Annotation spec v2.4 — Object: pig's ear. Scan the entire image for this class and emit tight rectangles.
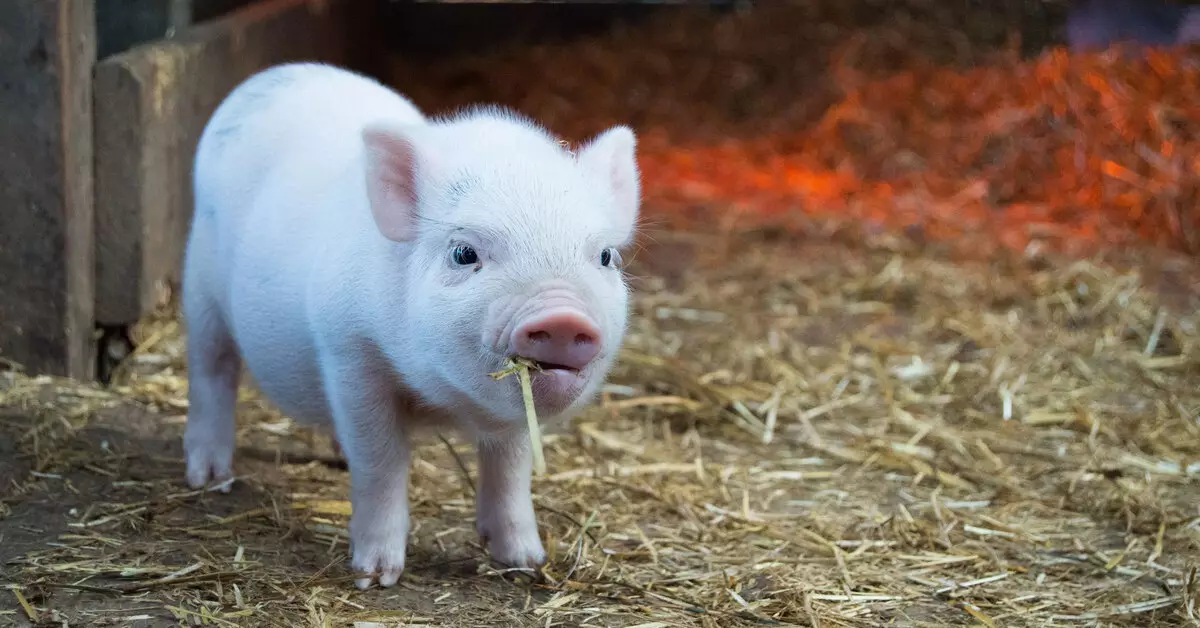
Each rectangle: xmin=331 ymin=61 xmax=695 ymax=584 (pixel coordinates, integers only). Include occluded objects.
xmin=577 ymin=126 xmax=640 ymax=236
xmin=362 ymin=122 xmax=427 ymax=242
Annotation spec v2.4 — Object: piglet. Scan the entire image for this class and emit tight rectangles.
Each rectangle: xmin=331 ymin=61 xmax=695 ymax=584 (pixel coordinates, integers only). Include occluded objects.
xmin=1065 ymin=0 xmax=1200 ymax=51
xmin=181 ymin=62 xmax=639 ymax=589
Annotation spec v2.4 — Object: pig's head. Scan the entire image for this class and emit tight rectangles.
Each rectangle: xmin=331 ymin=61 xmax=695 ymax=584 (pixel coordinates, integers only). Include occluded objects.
xmin=361 ymin=106 xmax=639 ymax=423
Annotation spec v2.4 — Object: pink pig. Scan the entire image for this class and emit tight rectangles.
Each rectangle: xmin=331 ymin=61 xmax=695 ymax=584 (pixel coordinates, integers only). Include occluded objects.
xmin=181 ymin=62 xmax=639 ymax=589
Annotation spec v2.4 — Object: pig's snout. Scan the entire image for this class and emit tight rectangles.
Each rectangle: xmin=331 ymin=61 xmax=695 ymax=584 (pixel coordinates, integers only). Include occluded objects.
xmin=511 ymin=310 xmax=601 ymax=372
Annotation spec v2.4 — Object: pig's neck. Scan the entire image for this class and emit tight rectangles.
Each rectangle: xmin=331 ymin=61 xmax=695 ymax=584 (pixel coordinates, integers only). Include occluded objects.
xmin=356 ymin=234 xmax=416 ymax=347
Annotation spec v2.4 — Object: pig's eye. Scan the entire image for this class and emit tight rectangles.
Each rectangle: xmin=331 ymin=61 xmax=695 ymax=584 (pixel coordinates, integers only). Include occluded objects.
xmin=600 ymin=247 xmax=621 ymax=268
xmin=452 ymin=244 xmax=479 ymax=266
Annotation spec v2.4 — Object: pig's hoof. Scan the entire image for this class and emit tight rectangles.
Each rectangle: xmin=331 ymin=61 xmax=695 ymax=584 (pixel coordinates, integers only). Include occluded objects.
xmin=349 ymin=531 xmax=409 ymax=589
xmin=184 ymin=442 xmax=234 ymax=491
xmin=348 ymin=521 xmax=408 ymax=590
xmin=481 ymin=527 xmax=547 ymax=575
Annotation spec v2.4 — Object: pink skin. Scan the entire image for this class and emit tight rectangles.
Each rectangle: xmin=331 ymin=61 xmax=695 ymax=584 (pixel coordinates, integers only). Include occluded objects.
xmin=512 ymin=310 xmax=602 ymax=370
xmin=510 ymin=309 xmax=602 ymax=413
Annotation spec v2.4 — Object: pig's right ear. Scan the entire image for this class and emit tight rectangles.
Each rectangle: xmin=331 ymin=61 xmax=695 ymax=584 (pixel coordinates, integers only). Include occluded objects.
xmin=362 ymin=122 xmax=425 ymax=242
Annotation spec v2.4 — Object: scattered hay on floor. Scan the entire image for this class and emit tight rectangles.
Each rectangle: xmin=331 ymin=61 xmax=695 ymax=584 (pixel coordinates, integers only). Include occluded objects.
xmin=2 ymin=228 xmax=1199 ymax=627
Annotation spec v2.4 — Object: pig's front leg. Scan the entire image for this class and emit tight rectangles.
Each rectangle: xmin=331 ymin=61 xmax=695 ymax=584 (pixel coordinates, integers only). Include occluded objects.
xmin=475 ymin=429 xmax=547 ymax=571
xmin=321 ymin=357 xmax=412 ymax=590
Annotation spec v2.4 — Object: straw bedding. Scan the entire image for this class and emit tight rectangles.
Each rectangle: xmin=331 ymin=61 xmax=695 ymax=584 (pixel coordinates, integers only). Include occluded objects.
xmin=3 ymin=226 xmax=1199 ymax=626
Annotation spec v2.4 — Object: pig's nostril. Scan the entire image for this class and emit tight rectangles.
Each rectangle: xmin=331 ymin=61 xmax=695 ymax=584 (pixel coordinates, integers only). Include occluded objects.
xmin=574 ymin=333 xmax=595 ymax=345
xmin=528 ymin=330 xmax=551 ymax=343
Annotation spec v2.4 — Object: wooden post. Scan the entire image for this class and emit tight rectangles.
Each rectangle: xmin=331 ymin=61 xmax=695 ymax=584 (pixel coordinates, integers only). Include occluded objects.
xmin=0 ymin=0 xmax=97 ymax=379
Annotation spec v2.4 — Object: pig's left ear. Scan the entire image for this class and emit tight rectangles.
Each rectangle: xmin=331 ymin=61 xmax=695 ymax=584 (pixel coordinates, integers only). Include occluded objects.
xmin=362 ymin=121 xmax=429 ymax=242
xmin=577 ymin=126 xmax=640 ymax=241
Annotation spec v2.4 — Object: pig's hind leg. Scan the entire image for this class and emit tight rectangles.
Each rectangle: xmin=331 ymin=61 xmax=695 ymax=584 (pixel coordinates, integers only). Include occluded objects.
xmin=182 ymin=278 xmax=242 ymax=491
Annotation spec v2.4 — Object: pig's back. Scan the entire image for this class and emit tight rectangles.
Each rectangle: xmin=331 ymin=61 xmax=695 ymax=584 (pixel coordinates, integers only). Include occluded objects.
xmin=193 ymin=62 xmax=423 ymax=235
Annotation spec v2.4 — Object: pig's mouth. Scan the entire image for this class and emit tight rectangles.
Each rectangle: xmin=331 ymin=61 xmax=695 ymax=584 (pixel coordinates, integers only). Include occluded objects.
xmin=531 ymin=360 xmax=581 ymax=375
xmin=499 ymin=354 xmax=593 ymax=414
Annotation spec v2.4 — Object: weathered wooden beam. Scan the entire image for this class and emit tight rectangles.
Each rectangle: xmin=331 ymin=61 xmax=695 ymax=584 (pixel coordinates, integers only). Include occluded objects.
xmin=0 ymin=0 xmax=98 ymax=379
xmin=93 ymin=0 xmax=378 ymax=326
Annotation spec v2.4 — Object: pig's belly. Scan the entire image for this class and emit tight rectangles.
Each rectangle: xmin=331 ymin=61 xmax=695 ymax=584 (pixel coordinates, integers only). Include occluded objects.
xmin=238 ymin=335 xmax=330 ymax=426
xmin=225 ymin=267 xmax=331 ymax=426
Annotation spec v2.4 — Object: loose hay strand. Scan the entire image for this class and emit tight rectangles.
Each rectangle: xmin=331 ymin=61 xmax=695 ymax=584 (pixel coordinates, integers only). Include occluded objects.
xmin=517 ymin=365 xmax=546 ymax=477
xmin=10 ymin=588 xmax=38 ymax=622
xmin=490 ymin=357 xmax=547 ymax=476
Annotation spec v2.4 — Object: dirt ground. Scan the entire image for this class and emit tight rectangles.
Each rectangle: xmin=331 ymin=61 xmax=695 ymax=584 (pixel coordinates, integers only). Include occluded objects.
xmin=2 ymin=223 xmax=1199 ymax=627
